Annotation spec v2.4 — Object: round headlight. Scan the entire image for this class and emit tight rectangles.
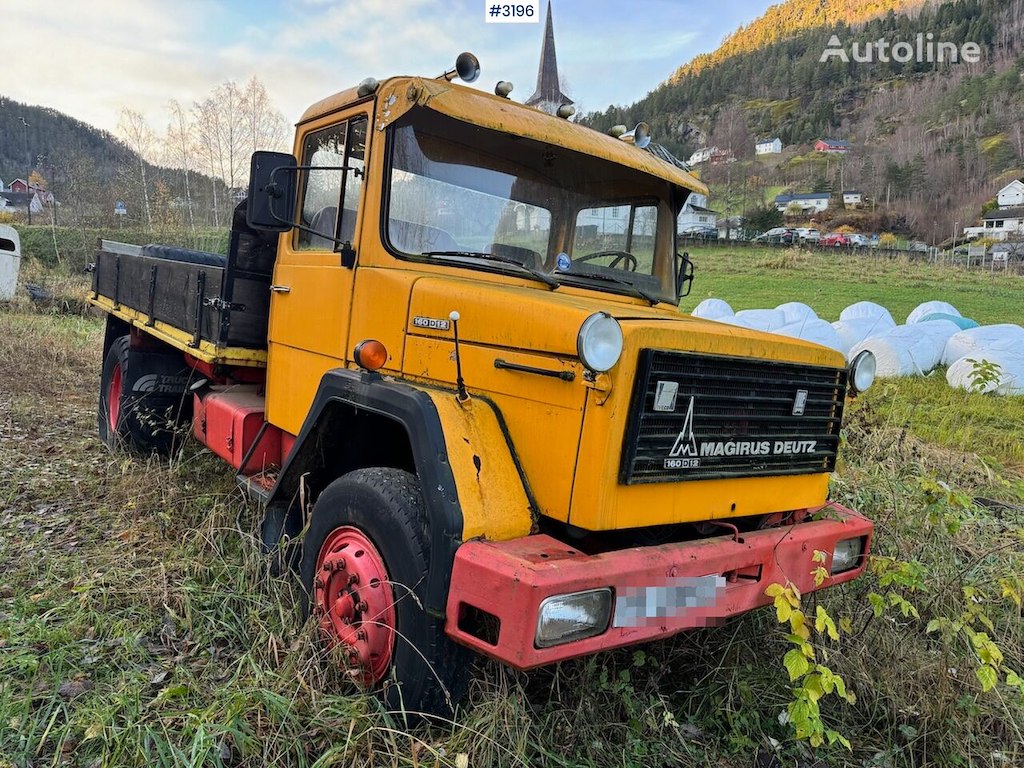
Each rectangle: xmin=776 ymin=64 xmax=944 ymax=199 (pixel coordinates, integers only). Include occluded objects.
xmin=849 ymin=350 xmax=876 ymax=394
xmin=577 ymin=313 xmax=623 ymax=373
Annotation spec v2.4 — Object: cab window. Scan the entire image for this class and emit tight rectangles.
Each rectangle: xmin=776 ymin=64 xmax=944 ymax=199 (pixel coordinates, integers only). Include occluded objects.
xmin=297 ymin=117 xmax=366 ymax=250
xmin=574 ymin=202 xmax=658 ymax=274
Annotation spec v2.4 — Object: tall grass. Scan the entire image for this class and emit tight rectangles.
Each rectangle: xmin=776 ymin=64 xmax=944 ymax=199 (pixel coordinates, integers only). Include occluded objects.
xmin=2 ymin=263 xmax=1022 ymax=766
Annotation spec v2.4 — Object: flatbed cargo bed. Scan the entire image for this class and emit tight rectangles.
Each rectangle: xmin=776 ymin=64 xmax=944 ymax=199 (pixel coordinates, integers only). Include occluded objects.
xmin=88 ymin=208 xmax=277 ymax=368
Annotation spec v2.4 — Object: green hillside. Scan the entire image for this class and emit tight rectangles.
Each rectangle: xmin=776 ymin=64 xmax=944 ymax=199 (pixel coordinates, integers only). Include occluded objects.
xmin=581 ymin=0 xmax=1020 ymax=242
xmin=673 ymin=0 xmax=926 ymax=79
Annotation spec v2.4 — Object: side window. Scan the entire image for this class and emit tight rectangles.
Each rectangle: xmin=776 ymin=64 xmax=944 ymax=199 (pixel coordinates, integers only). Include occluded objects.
xmin=297 ymin=117 xmax=367 ymax=251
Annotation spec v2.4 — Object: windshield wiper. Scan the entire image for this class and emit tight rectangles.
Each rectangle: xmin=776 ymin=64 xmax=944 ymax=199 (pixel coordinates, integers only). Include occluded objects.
xmin=423 ymin=251 xmax=560 ymax=289
xmin=558 ymin=271 xmax=663 ymax=306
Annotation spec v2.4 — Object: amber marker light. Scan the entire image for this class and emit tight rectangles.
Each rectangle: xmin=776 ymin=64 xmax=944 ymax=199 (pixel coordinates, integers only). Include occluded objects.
xmin=354 ymin=340 xmax=388 ymax=371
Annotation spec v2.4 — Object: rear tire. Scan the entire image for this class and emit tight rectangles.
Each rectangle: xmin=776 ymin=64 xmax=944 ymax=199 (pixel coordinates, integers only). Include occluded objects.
xmin=299 ymin=468 xmax=471 ymax=720
xmin=97 ymin=336 xmax=190 ymax=454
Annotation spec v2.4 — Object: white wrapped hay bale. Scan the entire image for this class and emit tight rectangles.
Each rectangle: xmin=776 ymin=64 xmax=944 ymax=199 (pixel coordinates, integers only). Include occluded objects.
xmin=840 ymin=301 xmax=896 ymax=328
xmin=734 ymin=308 xmax=787 ymax=332
xmin=832 ymin=317 xmax=895 ymax=357
xmin=907 ymin=301 xmax=961 ymax=325
xmin=947 ymin=351 xmax=1024 ymax=395
xmin=920 ymin=313 xmax=978 ymax=331
xmin=776 ymin=302 xmax=818 ymax=326
xmin=775 ymin=319 xmax=845 ymax=353
xmin=848 ymin=325 xmax=946 ymax=377
xmin=692 ymin=298 xmax=734 ymax=320
xmin=913 ymin=319 xmax=964 ymax=351
xmin=717 ymin=315 xmax=757 ymax=329
xmin=942 ymin=325 xmax=1024 ymax=367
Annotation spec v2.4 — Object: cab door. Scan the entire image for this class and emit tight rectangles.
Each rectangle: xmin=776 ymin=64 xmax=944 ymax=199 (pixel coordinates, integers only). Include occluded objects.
xmin=265 ymin=113 xmax=368 ymax=435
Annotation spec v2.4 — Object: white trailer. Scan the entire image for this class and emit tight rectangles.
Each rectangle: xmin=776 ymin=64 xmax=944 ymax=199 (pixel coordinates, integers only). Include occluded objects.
xmin=0 ymin=225 xmax=21 ymax=301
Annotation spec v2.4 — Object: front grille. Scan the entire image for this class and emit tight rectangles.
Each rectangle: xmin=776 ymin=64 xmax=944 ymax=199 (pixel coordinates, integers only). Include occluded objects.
xmin=620 ymin=350 xmax=847 ymax=484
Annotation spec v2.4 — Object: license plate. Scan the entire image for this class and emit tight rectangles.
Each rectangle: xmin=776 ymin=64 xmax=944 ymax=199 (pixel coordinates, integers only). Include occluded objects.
xmin=613 ymin=575 xmax=726 ymax=628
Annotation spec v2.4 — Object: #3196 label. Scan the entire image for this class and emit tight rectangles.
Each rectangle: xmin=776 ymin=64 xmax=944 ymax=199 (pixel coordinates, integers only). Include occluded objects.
xmin=485 ymin=1 xmax=540 ymax=22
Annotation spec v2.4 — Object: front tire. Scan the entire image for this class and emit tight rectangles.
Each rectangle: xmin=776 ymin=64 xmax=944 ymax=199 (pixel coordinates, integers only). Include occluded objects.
xmin=299 ymin=468 xmax=471 ymax=719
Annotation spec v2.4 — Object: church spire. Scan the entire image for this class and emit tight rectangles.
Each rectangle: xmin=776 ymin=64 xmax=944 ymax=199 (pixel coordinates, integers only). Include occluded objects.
xmin=525 ymin=1 xmax=572 ymax=114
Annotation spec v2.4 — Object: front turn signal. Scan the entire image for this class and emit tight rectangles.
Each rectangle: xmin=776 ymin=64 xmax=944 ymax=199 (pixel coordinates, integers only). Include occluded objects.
xmin=354 ymin=340 xmax=388 ymax=371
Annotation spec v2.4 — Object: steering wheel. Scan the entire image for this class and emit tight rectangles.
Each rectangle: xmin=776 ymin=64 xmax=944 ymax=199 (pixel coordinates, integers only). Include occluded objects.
xmin=574 ymin=250 xmax=639 ymax=271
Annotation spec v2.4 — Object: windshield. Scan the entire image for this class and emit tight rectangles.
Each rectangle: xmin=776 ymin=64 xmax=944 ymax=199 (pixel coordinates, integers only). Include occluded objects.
xmin=385 ymin=108 xmax=682 ymax=302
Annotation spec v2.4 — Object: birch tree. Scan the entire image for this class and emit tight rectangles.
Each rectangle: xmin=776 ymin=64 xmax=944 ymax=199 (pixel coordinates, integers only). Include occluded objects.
xmin=241 ymin=75 xmax=288 ymax=157
xmin=118 ymin=108 xmax=155 ymax=229
xmin=164 ymin=99 xmax=196 ymax=232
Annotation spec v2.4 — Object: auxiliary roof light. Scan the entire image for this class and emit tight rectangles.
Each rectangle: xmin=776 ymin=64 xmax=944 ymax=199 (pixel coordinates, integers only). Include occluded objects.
xmin=356 ymin=78 xmax=379 ymax=98
xmin=494 ymin=81 xmax=514 ymax=98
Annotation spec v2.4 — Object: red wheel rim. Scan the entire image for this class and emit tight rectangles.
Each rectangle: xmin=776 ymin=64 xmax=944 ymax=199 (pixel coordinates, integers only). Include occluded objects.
xmin=314 ymin=526 xmax=396 ymax=685
xmin=107 ymin=363 xmax=123 ymax=433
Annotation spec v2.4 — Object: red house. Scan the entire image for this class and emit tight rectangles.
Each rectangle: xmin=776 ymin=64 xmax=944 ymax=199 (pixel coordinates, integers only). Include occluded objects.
xmin=814 ymin=139 xmax=851 ymax=153
xmin=8 ymin=178 xmax=29 ymax=193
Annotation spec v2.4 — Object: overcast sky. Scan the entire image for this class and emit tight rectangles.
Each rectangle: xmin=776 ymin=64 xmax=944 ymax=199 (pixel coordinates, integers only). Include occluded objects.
xmin=3 ymin=0 xmax=765 ymax=137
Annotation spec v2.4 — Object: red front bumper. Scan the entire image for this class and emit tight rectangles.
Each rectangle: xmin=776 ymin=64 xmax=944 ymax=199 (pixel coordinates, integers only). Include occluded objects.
xmin=445 ymin=503 xmax=872 ymax=669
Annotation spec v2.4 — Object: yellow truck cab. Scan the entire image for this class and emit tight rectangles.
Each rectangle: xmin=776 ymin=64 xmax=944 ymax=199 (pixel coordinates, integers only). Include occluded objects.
xmin=89 ymin=55 xmax=875 ymax=716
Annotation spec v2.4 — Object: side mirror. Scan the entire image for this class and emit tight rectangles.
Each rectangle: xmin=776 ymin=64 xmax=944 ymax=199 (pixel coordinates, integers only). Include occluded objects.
xmin=676 ymin=252 xmax=694 ymax=298
xmin=247 ymin=151 xmax=298 ymax=232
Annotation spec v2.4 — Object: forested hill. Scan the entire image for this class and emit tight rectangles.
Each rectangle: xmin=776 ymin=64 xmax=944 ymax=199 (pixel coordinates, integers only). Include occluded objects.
xmin=581 ymin=0 xmax=1023 ymax=242
xmin=672 ymin=0 xmax=926 ymax=79
xmin=584 ymin=0 xmax=1008 ymax=152
xmin=0 ymin=97 xmax=132 ymax=187
xmin=0 ymin=95 xmax=231 ymax=228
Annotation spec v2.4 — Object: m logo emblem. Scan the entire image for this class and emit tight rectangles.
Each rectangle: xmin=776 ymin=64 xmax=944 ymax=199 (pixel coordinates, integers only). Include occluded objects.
xmin=792 ymin=389 xmax=809 ymax=416
xmin=669 ymin=397 xmax=698 ymax=458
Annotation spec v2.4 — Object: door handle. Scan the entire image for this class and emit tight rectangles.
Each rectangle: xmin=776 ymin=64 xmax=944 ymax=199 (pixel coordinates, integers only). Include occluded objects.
xmin=270 ymin=285 xmax=291 ymax=293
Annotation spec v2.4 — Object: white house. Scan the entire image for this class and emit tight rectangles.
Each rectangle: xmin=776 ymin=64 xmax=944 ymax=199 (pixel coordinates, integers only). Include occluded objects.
xmin=775 ymin=192 xmax=831 ymax=214
xmin=677 ymin=192 xmax=719 ymax=231
xmin=0 ymin=177 xmax=5 ymax=192
xmin=687 ymin=146 xmax=735 ymax=166
xmin=963 ymin=208 xmax=1024 ymax=241
xmin=755 ymin=138 xmax=782 ymax=155
xmin=996 ymin=179 xmax=1024 ymax=209
xmin=687 ymin=147 xmax=717 ymax=165
xmin=963 ymin=180 xmax=1024 ymax=240
xmin=843 ymin=190 xmax=864 ymax=208
xmin=578 ymin=205 xmax=630 ymax=237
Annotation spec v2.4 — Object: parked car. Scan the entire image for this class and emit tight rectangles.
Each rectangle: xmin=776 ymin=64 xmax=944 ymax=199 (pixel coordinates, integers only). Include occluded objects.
xmin=821 ymin=232 xmax=851 ymax=247
xmin=679 ymin=224 xmax=719 ymax=240
xmin=908 ymin=240 xmax=930 ymax=253
xmin=795 ymin=228 xmax=820 ymax=243
xmin=754 ymin=227 xmax=796 ymax=244
xmin=847 ymin=234 xmax=869 ymax=247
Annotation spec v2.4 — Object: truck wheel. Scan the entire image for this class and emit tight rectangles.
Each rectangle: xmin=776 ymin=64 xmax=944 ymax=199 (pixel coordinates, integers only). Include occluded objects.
xmin=299 ymin=468 xmax=471 ymax=719
xmin=97 ymin=336 xmax=184 ymax=455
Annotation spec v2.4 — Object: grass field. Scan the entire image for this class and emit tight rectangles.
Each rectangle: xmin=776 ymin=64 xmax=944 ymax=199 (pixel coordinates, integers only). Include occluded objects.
xmin=682 ymin=245 xmax=1024 ymax=326
xmin=2 ymin=254 xmax=1023 ymax=767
